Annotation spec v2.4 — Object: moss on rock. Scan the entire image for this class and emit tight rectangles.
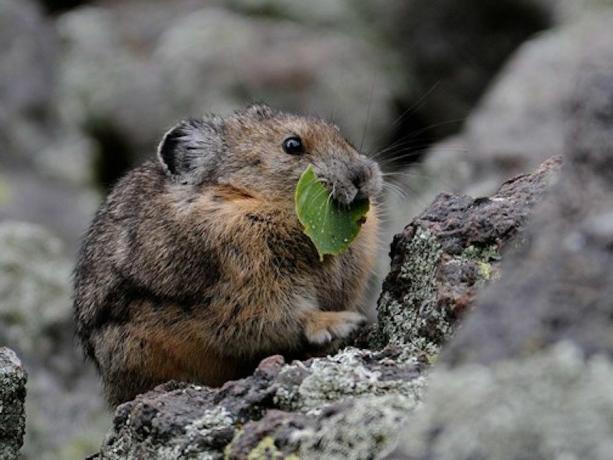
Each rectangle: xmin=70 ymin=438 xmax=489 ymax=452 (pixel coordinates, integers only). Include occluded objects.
xmin=274 ymin=347 xmax=426 ymax=412
xmin=297 ymin=394 xmax=418 ymax=459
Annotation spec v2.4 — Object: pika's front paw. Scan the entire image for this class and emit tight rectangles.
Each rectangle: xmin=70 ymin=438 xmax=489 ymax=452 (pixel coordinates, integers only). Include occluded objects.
xmin=303 ymin=311 xmax=367 ymax=345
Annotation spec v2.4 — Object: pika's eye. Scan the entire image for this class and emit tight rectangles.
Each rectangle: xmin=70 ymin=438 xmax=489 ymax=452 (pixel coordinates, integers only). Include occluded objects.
xmin=282 ymin=136 xmax=305 ymax=155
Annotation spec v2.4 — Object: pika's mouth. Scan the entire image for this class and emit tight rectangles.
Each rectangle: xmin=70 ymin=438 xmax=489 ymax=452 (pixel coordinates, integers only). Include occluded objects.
xmin=316 ymin=159 xmax=382 ymax=206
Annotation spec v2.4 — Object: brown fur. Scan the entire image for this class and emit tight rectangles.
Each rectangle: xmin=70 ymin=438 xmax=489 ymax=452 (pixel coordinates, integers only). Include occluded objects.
xmin=73 ymin=105 xmax=382 ymax=406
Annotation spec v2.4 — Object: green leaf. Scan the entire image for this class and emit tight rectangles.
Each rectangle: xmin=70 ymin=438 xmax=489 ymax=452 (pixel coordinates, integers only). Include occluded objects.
xmin=295 ymin=165 xmax=369 ymax=261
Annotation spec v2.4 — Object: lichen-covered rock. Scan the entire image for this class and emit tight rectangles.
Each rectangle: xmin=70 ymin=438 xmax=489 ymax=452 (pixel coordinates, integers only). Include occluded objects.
xmin=443 ymin=32 xmax=613 ymax=367
xmin=296 ymin=394 xmax=417 ymax=459
xmin=273 ymin=347 xmax=426 ymax=412
xmin=0 ymin=347 xmax=27 ymax=460
xmin=226 ymin=394 xmax=418 ymax=460
xmin=394 ymin=21 xmax=613 ymax=459
xmin=98 ymin=347 xmax=426 ymax=459
xmin=374 ymin=156 xmax=562 ymax=356
xmin=0 ymin=221 xmax=110 ymax=460
xmin=0 ymin=222 xmax=72 ymax=356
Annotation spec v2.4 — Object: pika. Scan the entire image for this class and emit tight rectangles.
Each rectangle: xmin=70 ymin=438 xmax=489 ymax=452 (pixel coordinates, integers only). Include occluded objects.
xmin=73 ymin=104 xmax=382 ymax=406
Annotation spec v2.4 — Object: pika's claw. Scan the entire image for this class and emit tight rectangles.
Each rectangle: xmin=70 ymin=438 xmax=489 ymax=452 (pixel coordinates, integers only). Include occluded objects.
xmin=303 ymin=311 xmax=367 ymax=345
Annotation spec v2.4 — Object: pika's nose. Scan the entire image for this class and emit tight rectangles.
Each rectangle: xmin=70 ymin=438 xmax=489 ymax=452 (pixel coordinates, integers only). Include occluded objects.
xmin=350 ymin=167 xmax=370 ymax=200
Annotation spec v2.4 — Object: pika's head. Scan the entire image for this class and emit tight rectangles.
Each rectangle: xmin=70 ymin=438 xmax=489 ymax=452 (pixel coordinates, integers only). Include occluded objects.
xmin=158 ymin=104 xmax=382 ymax=205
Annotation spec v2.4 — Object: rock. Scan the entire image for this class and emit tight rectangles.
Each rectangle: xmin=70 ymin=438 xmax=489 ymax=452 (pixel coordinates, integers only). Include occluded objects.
xmin=398 ymin=343 xmax=613 ymax=460
xmin=443 ymin=20 xmax=613 ymax=367
xmin=373 ymin=156 xmax=562 ymax=356
xmin=0 ymin=0 xmax=56 ymax=169
xmin=374 ymin=0 xmax=612 ymax=169
xmin=394 ymin=18 xmax=613 ymax=459
xmin=0 ymin=1 xmax=98 ymax=246
xmin=295 ymin=394 xmax=417 ymax=460
xmin=227 ymin=394 xmax=417 ymax=460
xmin=0 ymin=222 xmax=110 ymax=459
xmin=0 ymin=348 xmax=27 ymax=460
xmin=0 ymin=170 xmax=98 ymax=252
xmin=0 ymin=222 xmax=72 ymax=357
xmin=98 ymin=347 xmax=426 ymax=459
xmin=541 ymin=0 xmax=613 ymax=22
xmin=379 ymin=0 xmax=551 ymax=142
xmin=386 ymin=9 xmax=613 ymax=241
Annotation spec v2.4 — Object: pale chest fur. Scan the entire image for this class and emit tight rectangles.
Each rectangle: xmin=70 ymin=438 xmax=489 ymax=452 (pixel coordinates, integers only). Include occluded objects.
xmin=184 ymin=187 xmax=379 ymax=316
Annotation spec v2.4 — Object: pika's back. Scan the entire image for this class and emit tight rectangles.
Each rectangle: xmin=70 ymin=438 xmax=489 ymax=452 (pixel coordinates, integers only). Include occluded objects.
xmin=73 ymin=104 xmax=383 ymax=405
xmin=74 ymin=162 xmax=221 ymax=356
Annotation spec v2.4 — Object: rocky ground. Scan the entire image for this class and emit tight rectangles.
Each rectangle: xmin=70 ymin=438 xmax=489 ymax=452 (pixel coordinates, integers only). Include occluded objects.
xmin=1 ymin=0 xmax=613 ymax=458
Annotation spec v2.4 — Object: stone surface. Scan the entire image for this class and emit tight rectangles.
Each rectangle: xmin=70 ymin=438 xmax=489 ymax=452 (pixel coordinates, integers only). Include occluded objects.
xmin=386 ymin=10 xmax=613 ymax=239
xmin=0 ymin=0 xmax=99 ymax=247
xmin=374 ymin=156 xmax=561 ymax=356
xmin=0 ymin=222 xmax=72 ymax=357
xmin=1 ymin=1 xmax=608 ymax=459
xmin=0 ymin=222 xmax=110 ymax=460
xmin=443 ymin=21 xmax=613 ymax=367
xmin=98 ymin=347 xmax=426 ymax=459
xmin=393 ymin=16 xmax=613 ymax=459
xmin=0 ymin=0 xmax=56 ymax=168
xmin=398 ymin=343 xmax=613 ymax=460
xmin=379 ymin=0 xmax=551 ymax=142
xmin=0 ymin=347 xmax=27 ymax=460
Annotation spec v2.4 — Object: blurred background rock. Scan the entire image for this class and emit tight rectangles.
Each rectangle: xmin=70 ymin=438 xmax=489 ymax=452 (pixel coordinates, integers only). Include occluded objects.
xmin=0 ymin=0 xmax=611 ymax=458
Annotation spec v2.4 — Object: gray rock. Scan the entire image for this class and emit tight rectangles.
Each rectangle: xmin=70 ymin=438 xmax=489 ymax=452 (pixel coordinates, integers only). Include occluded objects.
xmin=443 ymin=34 xmax=613 ymax=366
xmin=0 ymin=0 xmax=93 ymax=188
xmin=462 ymin=15 xmax=607 ymax=184
xmin=394 ymin=18 xmax=613 ymax=459
xmin=540 ymin=0 xmax=613 ymax=22
xmin=98 ymin=348 xmax=426 ymax=459
xmin=386 ymin=10 xmax=613 ymax=238
xmin=0 ymin=170 xmax=98 ymax=252
xmin=0 ymin=222 xmax=72 ymax=357
xmin=0 ymin=347 xmax=27 ymax=460
xmin=0 ymin=0 xmax=56 ymax=168
xmin=0 ymin=221 xmax=110 ymax=460
xmin=296 ymin=395 xmax=417 ymax=460
xmin=0 ymin=1 xmax=98 ymax=246
xmin=374 ymin=156 xmax=561 ymax=356
xmin=228 ymin=394 xmax=417 ymax=460
xmin=398 ymin=343 xmax=613 ymax=460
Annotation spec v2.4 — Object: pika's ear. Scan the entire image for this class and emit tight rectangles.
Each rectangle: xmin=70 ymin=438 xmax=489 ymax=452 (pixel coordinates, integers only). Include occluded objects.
xmin=242 ymin=103 xmax=276 ymax=120
xmin=157 ymin=117 xmax=224 ymax=184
